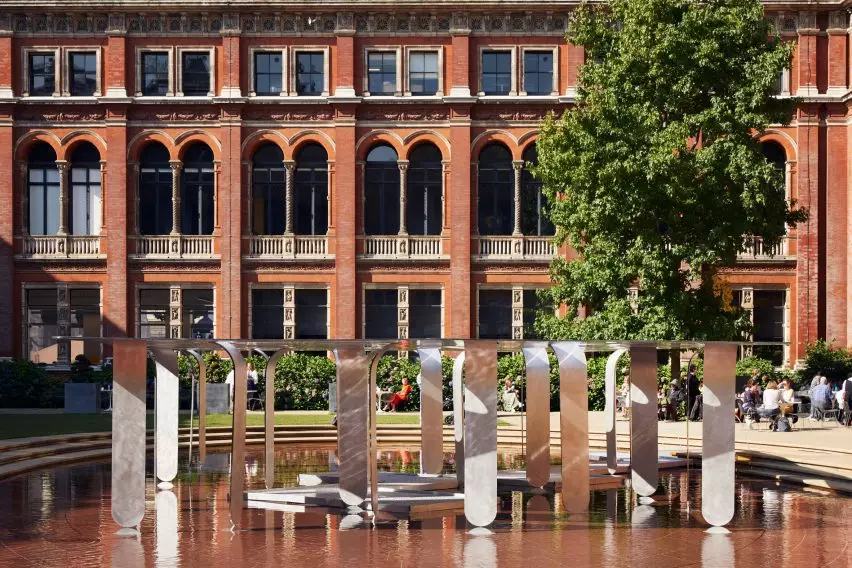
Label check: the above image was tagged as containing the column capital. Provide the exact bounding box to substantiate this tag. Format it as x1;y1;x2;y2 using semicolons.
169;160;182;171
55;160;69;171
511;160;524;170
397;160;410;171
283;160;296;170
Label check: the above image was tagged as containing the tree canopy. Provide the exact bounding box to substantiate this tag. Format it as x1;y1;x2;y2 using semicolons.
534;0;807;341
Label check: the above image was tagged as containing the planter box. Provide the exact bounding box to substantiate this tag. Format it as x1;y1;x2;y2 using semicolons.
64;383;99;414
206;383;230;414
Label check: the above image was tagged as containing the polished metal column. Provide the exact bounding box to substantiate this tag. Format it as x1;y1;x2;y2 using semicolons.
152;348;180;486
111;340;147;529
630;344;658;497
552;342;588;513
523;346;551;488
263;348;290;489
452;352;466;486
604;348;627;474
418;348;443;475
217;341;247;528
701;343;737;528
187;350;207;460
463;341;498;528
334;347;370;508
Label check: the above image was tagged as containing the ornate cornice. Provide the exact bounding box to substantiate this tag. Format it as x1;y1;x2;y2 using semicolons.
128;260;222;272
15;259;108;272
246;261;336;273
357;261;450;273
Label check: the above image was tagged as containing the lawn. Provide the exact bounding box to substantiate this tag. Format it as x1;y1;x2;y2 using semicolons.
0;412;422;440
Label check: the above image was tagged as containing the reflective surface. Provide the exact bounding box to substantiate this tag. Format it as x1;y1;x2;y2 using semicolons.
1;447;851;567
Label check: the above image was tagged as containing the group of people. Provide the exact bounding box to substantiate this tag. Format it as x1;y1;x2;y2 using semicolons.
739;373;798;430
658;366;703;422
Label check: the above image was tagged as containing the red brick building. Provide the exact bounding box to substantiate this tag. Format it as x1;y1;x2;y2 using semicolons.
0;2;841;368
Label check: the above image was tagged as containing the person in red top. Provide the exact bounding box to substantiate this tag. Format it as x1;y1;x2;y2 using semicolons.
383;377;412;412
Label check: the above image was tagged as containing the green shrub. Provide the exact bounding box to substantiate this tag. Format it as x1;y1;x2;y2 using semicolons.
735;356;778;381
0;360;64;408
797;340;852;385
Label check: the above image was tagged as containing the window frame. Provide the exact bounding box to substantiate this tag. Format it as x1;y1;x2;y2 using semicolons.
246;283;330;341
475;287;514;339
69;157;103;236
363;47;402;97
176;47;215;97
249;47;288;97
408;287;445;339
477;46;517;97
22;47;61;97
134;284;216;340
404;46;443;97
136;48;174;97
63;49;101;97
519;46;559;97
22;283;103;365
290;46;330;97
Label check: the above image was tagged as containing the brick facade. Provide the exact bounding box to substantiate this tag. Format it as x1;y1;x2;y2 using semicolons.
0;2;842;366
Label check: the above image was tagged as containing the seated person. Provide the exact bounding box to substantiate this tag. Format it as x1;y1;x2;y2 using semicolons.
666;381;685;421
779;379;796;416
383;377;412;412
742;379;760;422
501;377;522;412
810;376;833;419
760;381;782;423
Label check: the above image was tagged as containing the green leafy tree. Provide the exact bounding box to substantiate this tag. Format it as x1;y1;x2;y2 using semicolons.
534;0;807;342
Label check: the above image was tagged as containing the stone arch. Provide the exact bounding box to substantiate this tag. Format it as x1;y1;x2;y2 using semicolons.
355;129;405;161
175;130;222;160
241;130;288;161
401;130;451;160
517;131;539;155
470;130;520;161
757;129;797;163
288;130;336;161
127;130;177;161
14;130;62;161
61;130;108;161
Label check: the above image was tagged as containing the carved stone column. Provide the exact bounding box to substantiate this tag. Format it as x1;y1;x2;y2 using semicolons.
284;160;295;234
56;284;71;367
326;160;335;235
213;159;221;233
398;160;409;236
129;162;140;236
99;160;108;236
397;286;409;340
56;160;69;235
512;160;523;237
169;286;182;339
512;286;524;339
741;287;754;357
283;286;295;340
169;161;182;236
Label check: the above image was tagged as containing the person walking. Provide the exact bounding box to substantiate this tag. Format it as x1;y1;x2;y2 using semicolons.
686;365;700;421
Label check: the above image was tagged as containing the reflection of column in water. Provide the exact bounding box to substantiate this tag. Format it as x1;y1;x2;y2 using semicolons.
701;532;735;568
631;505;657;529
603;490;618;566
464;534;497;568
111;533;145;568
329;450;339;472
155;490;178;567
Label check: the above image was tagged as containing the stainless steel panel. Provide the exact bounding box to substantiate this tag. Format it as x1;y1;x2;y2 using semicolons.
217;341;247;528
551;342;589;513
630;344;658;497
522;346;551;488
701;343;737;527
452;353;466;486
152;349;179;484
263;349;290;490
187;349;207;461
418;348;443;476
334;347;370;508
463;340;497;528
604;348;627;474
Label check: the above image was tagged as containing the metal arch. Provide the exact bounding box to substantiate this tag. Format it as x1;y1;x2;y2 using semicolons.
417;348;444;476
604;348;628;475
263;348;290;490
151;348;180;485
551;342;589;514
216;341;248;529
522;345;551;489
452;352;466;487
366;342;398;519
186;349;207;460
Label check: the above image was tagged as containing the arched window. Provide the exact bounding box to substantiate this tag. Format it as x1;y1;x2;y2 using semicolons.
761;141;787;193
294;143;329;235
477;143;513;236
521;144;554;237
364;144;400;235
407;144;442;236
251;144;285;235
139;143;173;235
28;143;60;235
69;143;102;236
181;143;214;235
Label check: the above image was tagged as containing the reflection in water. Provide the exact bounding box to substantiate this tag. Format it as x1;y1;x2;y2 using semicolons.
0;447;851;567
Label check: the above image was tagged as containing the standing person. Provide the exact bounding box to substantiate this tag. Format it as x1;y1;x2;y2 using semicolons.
810;376;833;420
666;380;685;421
246;361;258;391
688;381;703;421
686;365;700;420
225;367;235;414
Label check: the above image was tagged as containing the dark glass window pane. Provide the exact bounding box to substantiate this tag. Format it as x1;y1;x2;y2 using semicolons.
181;144;214;235
520;145;555;236
182;289;214;339
478;144;514;235
29;54;56;96
70;53;97;96
752;290;785;366
482;52;511;95
365;289;398;339
364;145;400;235
296;52;324;96
141;53;169;96
409;52;439;96
407;144;442;235
139;144;172;235
522;289;552;340
294;144;329;235
252;144;286;235
409;290;442;339
254;52;283;95
478;290;512;339
367;52;396;94
28;143;60;236
139;289;169;339
27;288;58;363
296;289;328;339
523;51;553;95
252;289;284;339
181;52;210;96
